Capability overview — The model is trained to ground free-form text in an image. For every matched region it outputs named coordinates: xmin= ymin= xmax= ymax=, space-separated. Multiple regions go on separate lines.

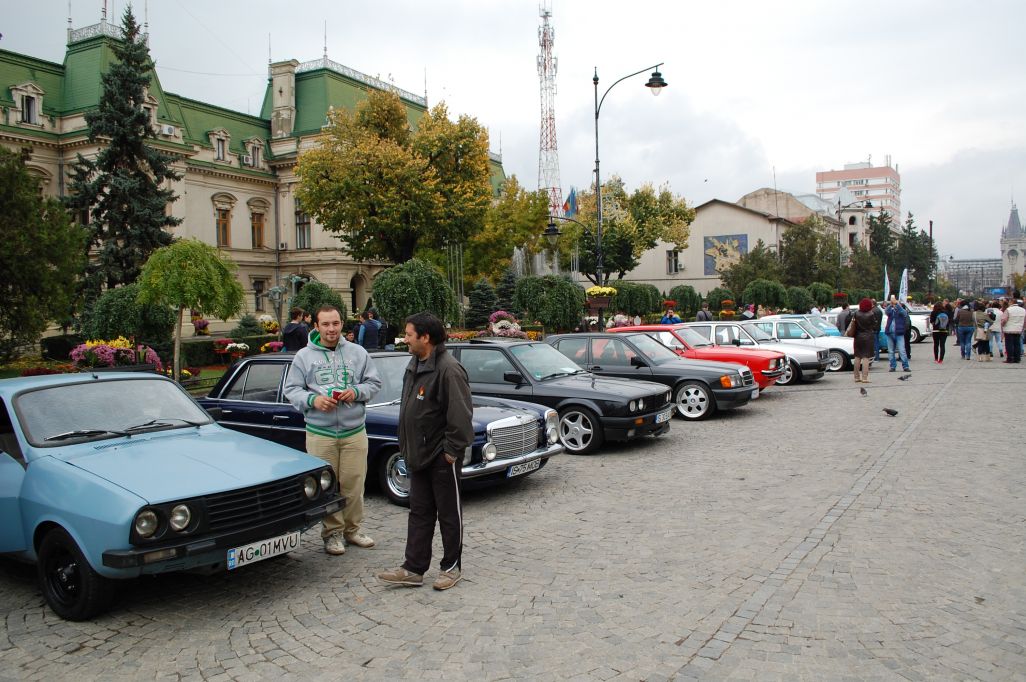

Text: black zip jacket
xmin=399 ymin=345 xmax=473 ymax=473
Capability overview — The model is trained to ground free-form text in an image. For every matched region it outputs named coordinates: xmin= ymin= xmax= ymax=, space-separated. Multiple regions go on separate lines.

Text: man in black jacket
xmin=377 ymin=312 xmax=473 ymax=590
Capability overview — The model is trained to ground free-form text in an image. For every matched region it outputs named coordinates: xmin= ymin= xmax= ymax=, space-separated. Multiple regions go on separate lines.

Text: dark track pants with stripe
xmin=402 ymin=453 xmax=463 ymax=576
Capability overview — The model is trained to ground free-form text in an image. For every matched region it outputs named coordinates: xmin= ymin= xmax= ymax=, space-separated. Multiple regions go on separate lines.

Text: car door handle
xmin=590 ymin=365 xmax=602 ymax=370
xmin=272 ymin=415 xmax=289 ymax=421
xmin=221 ymin=409 xmax=233 ymax=415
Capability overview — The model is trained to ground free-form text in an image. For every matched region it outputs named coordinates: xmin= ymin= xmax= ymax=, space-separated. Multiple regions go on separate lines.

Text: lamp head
xmin=645 ymin=70 xmax=667 ymax=95
xmin=544 ymin=219 xmax=562 ymax=247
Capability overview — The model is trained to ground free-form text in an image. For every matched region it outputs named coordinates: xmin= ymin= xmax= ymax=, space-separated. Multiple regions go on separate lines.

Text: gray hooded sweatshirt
xmin=283 ymin=330 xmax=383 ymax=438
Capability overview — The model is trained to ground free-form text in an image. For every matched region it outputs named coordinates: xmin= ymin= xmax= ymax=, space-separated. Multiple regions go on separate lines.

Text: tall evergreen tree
xmin=867 ymin=211 xmax=896 ymax=265
xmin=495 ymin=266 xmax=518 ymax=313
xmin=66 ymin=7 xmax=181 ymax=297
xmin=465 ymin=278 xmax=498 ymax=329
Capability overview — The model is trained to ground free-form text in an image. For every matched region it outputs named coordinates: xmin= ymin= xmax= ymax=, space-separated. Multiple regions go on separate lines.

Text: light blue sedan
xmin=0 ymin=372 xmax=341 ymax=620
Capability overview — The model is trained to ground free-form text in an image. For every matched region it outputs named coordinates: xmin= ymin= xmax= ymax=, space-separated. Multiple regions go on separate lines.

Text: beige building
xmin=1 ymin=19 xmax=505 ymax=330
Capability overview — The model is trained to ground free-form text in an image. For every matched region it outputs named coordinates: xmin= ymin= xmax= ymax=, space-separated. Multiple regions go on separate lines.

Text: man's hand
xmin=313 ymin=395 xmax=338 ymax=412
xmin=333 ymin=388 xmax=356 ymax=404
xmin=443 ymin=453 xmax=457 ymax=464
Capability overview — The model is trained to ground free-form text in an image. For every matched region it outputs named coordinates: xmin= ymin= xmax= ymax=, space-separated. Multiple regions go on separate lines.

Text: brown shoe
xmin=377 ymin=567 xmax=423 ymax=587
xmin=432 ymin=568 xmax=462 ymax=591
xmin=344 ymin=532 xmax=375 ymax=548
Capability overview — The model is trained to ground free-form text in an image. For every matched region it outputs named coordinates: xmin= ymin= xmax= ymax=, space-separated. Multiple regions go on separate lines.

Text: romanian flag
xmin=562 ymin=187 xmax=577 ymax=218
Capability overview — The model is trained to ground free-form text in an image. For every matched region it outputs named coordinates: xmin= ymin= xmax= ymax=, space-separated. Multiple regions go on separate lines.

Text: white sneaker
xmin=344 ymin=532 xmax=375 ymax=548
xmin=324 ymin=531 xmax=346 ymax=555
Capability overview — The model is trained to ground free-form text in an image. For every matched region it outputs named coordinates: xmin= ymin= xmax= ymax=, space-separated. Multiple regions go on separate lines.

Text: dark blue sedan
xmin=198 ymin=352 xmax=562 ymax=506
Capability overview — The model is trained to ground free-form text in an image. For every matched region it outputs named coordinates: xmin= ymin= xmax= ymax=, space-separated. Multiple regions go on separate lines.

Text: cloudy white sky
xmin=5 ymin=0 xmax=1025 ymax=257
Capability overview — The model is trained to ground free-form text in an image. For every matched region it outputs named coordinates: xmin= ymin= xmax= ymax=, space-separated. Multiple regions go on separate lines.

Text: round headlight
xmin=629 ymin=400 xmax=637 ymax=412
xmin=169 ymin=504 xmax=191 ymax=532
xmin=134 ymin=509 xmax=159 ymax=538
xmin=319 ymin=469 xmax=333 ymax=491
xmin=545 ymin=411 xmax=559 ymax=444
xmin=483 ymin=442 xmax=497 ymax=461
xmin=303 ymin=475 xmax=318 ymax=499
xmin=639 ymin=398 xmax=645 ymax=410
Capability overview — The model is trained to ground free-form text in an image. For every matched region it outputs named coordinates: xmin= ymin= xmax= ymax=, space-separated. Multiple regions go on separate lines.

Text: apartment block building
xmin=815 ymin=157 xmax=902 ymax=222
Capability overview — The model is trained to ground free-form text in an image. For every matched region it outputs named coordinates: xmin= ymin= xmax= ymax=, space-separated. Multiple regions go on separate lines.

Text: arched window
xmin=848 ymin=216 xmax=857 ymax=226
xmin=211 ymin=193 xmax=237 ymax=247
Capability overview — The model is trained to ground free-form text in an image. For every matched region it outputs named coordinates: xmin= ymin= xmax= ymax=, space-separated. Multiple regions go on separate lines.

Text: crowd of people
xmin=282 ymin=306 xmax=396 ymax=352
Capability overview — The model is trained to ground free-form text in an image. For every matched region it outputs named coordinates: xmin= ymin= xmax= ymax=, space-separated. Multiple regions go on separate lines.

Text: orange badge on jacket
xmin=417 ymin=386 xmax=425 ymax=400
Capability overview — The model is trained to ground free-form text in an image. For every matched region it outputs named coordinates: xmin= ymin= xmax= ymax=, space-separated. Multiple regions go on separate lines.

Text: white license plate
xmin=507 ymin=459 xmax=542 ymax=478
xmin=227 ymin=530 xmax=301 ymax=570
xmin=655 ymin=407 xmax=674 ymax=423
xmin=752 ymin=388 xmax=760 ymax=399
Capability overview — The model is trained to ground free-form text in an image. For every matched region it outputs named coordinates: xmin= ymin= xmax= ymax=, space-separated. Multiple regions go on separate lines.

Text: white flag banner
xmin=883 ymin=265 xmax=890 ymax=302
xmin=899 ymin=268 xmax=909 ymax=304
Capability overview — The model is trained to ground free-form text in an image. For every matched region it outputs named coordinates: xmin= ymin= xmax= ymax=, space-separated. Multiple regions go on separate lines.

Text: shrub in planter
xmin=83 ymin=283 xmax=175 ymax=344
xmin=230 ymin=314 xmax=265 ymax=338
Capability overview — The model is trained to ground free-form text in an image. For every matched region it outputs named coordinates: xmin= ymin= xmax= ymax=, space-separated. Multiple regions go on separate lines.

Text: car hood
xmin=61 ymin=426 xmax=323 ymax=504
xmin=542 ymin=373 xmax=668 ymax=398
xmin=690 ymin=346 xmax=781 ymax=361
xmin=756 ymin=341 xmax=820 ymax=359
xmin=368 ymin=400 xmax=541 ymax=431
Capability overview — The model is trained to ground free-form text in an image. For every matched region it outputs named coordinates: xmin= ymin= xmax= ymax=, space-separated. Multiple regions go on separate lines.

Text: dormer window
xmin=216 ymin=138 xmax=226 ymax=161
xmin=21 ymin=95 xmax=37 ymax=124
xmin=251 ymin=144 xmax=261 ymax=166
xmin=208 ymin=128 xmax=232 ymax=163
xmin=11 ymin=82 xmax=45 ymax=127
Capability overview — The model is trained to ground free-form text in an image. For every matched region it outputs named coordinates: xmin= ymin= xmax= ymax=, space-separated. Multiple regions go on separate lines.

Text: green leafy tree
xmin=465 ymin=278 xmax=498 ymax=329
xmin=718 ymin=238 xmax=781 ymax=300
xmin=893 ymin=212 xmax=937 ymax=290
xmin=513 ymin=275 xmax=584 ymax=331
xmin=465 ymin=176 xmax=549 ymax=282
xmin=668 ymin=285 xmax=702 ymax=318
xmin=610 ymin=281 xmax=660 ymax=317
xmin=373 ymin=259 xmax=457 ymax=328
xmin=0 ymin=147 xmax=87 ymax=360
xmin=867 ymin=211 xmax=896 ymax=265
xmin=495 ymin=266 xmax=519 ymax=314
xmin=742 ymin=279 xmax=787 ymax=311
xmin=842 ymin=244 xmax=883 ymax=293
xmin=557 ymin=176 xmax=693 ymax=285
xmin=84 ymin=282 xmax=174 ymax=343
xmin=296 ymin=90 xmax=492 ymax=263
xmin=785 ymin=286 xmax=815 ymax=313
xmin=705 ymin=287 xmax=734 ymax=312
xmin=779 ymin=216 xmax=840 ymax=287
xmin=293 ymin=282 xmax=347 ymax=321
xmin=806 ymin=282 xmax=834 ymax=308
xmin=137 ymin=239 xmax=245 ymax=380
xmin=65 ymin=7 xmax=180 ymax=298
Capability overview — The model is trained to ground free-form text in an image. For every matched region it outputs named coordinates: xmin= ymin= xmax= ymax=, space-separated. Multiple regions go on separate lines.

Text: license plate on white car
xmin=751 ymin=388 xmax=759 ymax=399
xmin=655 ymin=407 xmax=673 ymax=423
xmin=507 ymin=459 xmax=541 ymax=478
xmin=227 ymin=530 xmax=301 ymax=570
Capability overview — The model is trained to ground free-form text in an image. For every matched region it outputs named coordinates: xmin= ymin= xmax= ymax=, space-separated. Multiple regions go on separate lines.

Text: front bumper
xmin=462 ymin=442 xmax=563 ymax=479
xmin=759 ymin=366 xmax=786 ymax=378
xmin=601 ymin=405 xmax=674 ymax=441
xmin=711 ymin=385 xmax=755 ymax=410
xmin=102 ymin=495 xmax=343 ymax=571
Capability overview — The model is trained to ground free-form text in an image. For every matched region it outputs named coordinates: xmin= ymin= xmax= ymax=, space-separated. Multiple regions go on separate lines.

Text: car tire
xmin=557 ymin=406 xmax=604 ymax=455
xmin=776 ymin=359 xmax=800 ymax=386
xmin=674 ymin=381 xmax=716 ymax=420
xmin=377 ymin=449 xmax=411 ymax=507
xmin=909 ymin=327 xmax=921 ymax=344
xmin=37 ymin=526 xmax=115 ymax=621
xmin=826 ymin=349 xmax=847 ymax=372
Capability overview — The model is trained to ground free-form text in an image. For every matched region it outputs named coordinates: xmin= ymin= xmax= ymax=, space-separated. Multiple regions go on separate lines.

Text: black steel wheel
xmin=37 ymin=527 xmax=115 ymax=621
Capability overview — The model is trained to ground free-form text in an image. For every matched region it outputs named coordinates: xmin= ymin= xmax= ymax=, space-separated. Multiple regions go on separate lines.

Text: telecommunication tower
xmin=537 ymin=5 xmax=563 ymax=217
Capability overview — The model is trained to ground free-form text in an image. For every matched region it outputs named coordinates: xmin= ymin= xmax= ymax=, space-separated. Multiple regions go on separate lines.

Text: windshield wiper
xmin=124 ymin=417 xmax=205 ymax=432
xmin=44 ymin=428 xmax=129 ymax=442
xmin=540 ymin=370 xmax=583 ymax=380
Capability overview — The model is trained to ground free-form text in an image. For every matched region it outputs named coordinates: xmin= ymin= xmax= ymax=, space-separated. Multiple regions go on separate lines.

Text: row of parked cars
xmin=0 ymin=315 xmax=851 ymax=620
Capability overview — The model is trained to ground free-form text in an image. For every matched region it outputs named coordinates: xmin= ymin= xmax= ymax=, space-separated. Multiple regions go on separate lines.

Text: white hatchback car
xmin=748 ymin=317 xmax=855 ymax=371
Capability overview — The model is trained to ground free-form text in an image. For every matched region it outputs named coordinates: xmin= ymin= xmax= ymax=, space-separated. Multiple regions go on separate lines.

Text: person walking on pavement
xmin=835 ymin=302 xmax=853 ymax=334
xmin=1003 ymin=299 xmax=1025 ymax=363
xmin=283 ymin=305 xmax=382 ymax=555
xmin=973 ymin=301 xmax=992 ymax=361
xmin=377 ymin=312 xmax=473 ymax=591
xmin=929 ymin=302 xmax=950 ymax=363
xmin=852 ymin=298 xmax=877 ymax=383
xmin=357 ymin=310 xmax=380 ymax=350
xmin=986 ymin=300 xmax=1004 ymax=360
xmin=696 ymin=303 xmax=713 ymax=321
xmin=954 ymin=299 xmax=975 ymax=359
xmin=871 ymin=299 xmax=884 ymax=361
xmin=884 ymin=297 xmax=911 ymax=372
xmin=282 ymin=307 xmax=308 ymax=352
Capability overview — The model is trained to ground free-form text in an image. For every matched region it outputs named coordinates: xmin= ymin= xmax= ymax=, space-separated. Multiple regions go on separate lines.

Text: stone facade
xmin=999 ymin=204 xmax=1025 ymax=288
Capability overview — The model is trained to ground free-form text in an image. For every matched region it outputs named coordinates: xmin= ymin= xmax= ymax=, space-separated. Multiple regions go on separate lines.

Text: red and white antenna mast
xmin=537 ymin=5 xmax=563 ymax=217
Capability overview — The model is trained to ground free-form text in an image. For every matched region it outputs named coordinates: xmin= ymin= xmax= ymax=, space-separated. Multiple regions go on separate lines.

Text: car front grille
xmin=204 ymin=476 xmax=305 ymax=533
xmin=738 ymin=366 xmax=755 ymax=387
xmin=489 ymin=418 xmax=542 ymax=460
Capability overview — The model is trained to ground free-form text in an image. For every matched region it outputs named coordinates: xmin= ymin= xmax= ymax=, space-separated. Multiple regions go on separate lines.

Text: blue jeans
xmin=955 ymin=326 xmax=974 ymax=358
xmin=886 ymin=333 xmax=909 ymax=369
xmin=874 ymin=331 xmax=885 ymax=360
xmin=989 ymin=330 xmax=1003 ymax=357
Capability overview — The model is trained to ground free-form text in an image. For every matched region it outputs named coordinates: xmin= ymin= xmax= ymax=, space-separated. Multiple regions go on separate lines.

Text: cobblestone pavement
xmin=1 ymin=355 xmax=1024 ymax=681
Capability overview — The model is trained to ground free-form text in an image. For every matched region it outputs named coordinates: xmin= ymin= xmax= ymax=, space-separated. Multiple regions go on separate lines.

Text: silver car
xmin=682 ymin=321 xmax=829 ymax=385
xmin=747 ymin=318 xmax=855 ymax=371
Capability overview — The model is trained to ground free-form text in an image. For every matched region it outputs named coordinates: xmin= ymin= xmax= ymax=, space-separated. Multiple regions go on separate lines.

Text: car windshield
xmin=675 ymin=327 xmax=712 ymax=347
xmin=804 ymin=317 xmax=835 ymax=334
xmin=795 ymin=319 xmax=826 ymax=337
xmin=625 ymin=334 xmax=684 ymax=364
xmin=739 ymin=324 xmax=774 ymax=341
xmin=368 ymin=355 xmax=407 ymax=404
xmin=509 ymin=343 xmax=584 ymax=380
xmin=16 ymin=377 xmax=211 ymax=446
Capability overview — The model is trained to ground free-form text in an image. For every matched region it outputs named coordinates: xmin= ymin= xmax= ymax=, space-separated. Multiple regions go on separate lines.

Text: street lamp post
xmin=593 ymin=63 xmax=667 ymax=295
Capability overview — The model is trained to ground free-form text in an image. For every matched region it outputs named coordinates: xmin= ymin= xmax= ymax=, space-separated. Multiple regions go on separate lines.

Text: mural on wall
xmin=704 ymin=234 xmax=748 ymax=276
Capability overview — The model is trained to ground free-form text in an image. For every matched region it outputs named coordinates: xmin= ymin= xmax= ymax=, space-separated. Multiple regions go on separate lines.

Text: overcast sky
xmin=6 ymin=0 xmax=1025 ymax=258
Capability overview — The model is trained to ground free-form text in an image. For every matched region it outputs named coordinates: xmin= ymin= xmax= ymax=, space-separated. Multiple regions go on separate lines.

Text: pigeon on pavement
xmin=898 ymin=374 xmax=911 ymax=381
xmin=860 ymin=387 xmax=868 ymax=396
xmin=883 ymin=408 xmax=898 ymax=416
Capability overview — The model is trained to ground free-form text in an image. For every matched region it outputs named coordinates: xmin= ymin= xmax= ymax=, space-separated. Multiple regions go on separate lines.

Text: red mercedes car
xmin=608 ymin=324 xmax=786 ymax=391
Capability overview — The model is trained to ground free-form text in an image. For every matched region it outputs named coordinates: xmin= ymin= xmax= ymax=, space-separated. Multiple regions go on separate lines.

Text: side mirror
xmin=503 ymin=371 xmax=525 ymax=384
xmin=801 ymin=333 xmax=810 ymax=339
xmin=732 ymin=338 xmax=741 ymax=346
xmin=630 ymin=356 xmax=648 ymax=368
xmin=204 ymin=406 xmax=223 ymax=420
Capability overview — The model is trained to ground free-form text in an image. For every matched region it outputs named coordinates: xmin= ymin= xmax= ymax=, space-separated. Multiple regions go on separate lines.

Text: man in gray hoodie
xmin=284 ymin=305 xmax=382 ymax=555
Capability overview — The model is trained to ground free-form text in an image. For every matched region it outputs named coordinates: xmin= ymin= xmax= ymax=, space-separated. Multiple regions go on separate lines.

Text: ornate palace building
xmin=0 ymin=18 xmax=506 ymax=324
xmin=999 ymin=204 xmax=1025 ymax=289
